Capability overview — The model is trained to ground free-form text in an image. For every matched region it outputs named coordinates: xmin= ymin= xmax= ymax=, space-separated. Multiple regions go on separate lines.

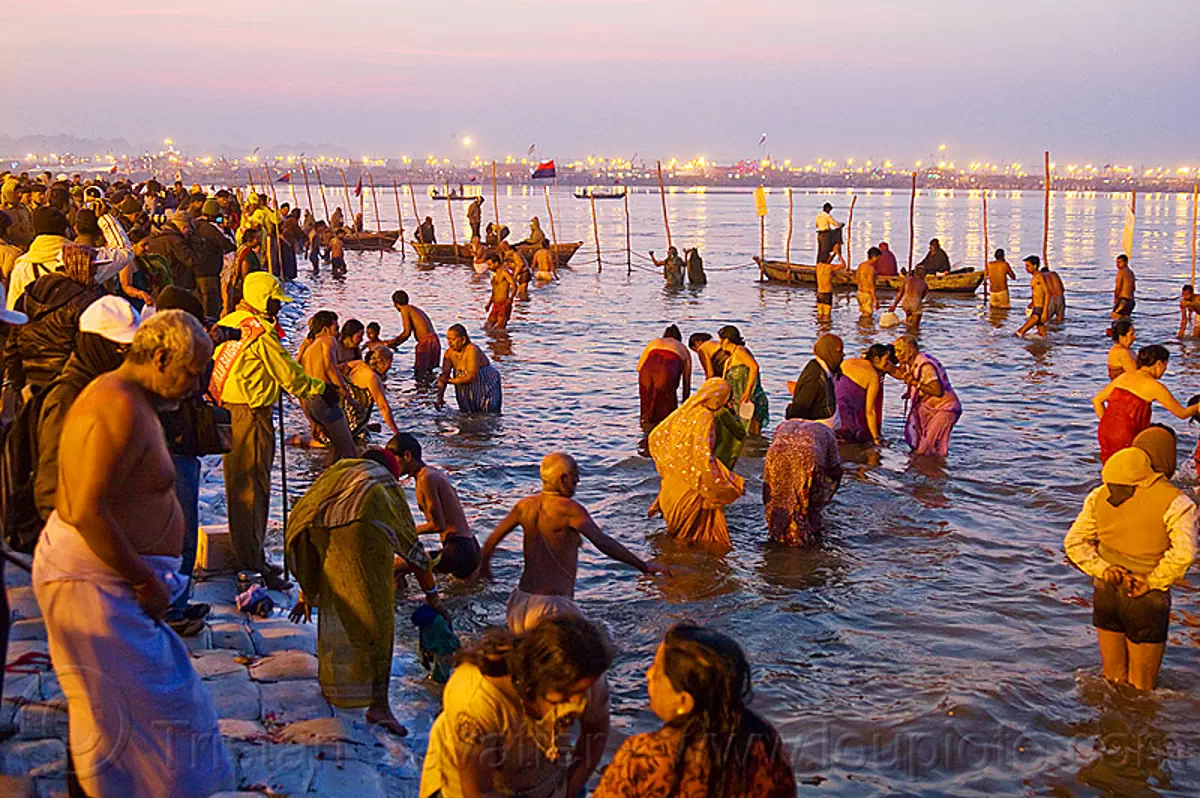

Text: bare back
xmin=986 ymin=260 xmax=1012 ymax=292
xmin=58 ymin=373 xmax=183 ymax=556
xmin=513 ymin=493 xmax=586 ymax=597
xmin=403 ymin=305 xmax=435 ymax=340
xmin=856 ymin=259 xmax=876 ymax=293
xmin=416 ymin=466 xmax=473 ymax=542
xmin=1116 ymin=267 xmax=1136 ymax=299
xmin=299 ymin=335 xmax=340 ymax=385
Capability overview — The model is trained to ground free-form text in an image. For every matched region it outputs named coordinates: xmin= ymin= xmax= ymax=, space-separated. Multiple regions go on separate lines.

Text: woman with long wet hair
xmin=595 ymin=624 xmax=795 ymax=798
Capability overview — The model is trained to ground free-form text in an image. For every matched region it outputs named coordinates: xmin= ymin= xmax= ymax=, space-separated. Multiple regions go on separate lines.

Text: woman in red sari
xmin=1093 ymin=344 xmax=1198 ymax=463
xmin=594 ymin=624 xmax=795 ymax=798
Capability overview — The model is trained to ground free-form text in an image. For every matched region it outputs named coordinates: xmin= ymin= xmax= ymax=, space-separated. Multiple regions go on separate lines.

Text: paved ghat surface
xmin=0 ymin=561 xmax=434 ymax=797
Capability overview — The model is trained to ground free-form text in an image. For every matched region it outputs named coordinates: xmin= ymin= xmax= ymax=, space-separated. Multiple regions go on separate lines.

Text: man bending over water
xmin=387 ymin=290 xmax=440 ymax=374
xmin=388 ymin=433 xmax=481 ymax=580
xmin=476 ymin=452 xmax=669 ymax=633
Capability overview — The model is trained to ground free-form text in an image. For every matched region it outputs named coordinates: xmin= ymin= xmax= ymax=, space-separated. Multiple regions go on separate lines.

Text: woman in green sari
xmin=286 ymin=450 xmax=444 ymax=736
xmin=718 ymin=325 xmax=769 ymax=436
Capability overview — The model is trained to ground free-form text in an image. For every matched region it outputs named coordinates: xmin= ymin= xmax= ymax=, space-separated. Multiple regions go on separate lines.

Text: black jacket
xmin=785 ymin=359 xmax=837 ymax=421
xmin=145 ymin=226 xmax=201 ymax=289
xmin=191 ymin=219 xmax=236 ymax=278
xmin=34 ymin=354 xmax=99 ymax=519
xmin=4 ymin=274 xmax=100 ymax=389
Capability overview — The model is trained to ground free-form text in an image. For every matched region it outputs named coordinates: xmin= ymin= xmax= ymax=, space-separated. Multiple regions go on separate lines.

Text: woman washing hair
xmin=594 ymin=624 xmax=795 ymax=798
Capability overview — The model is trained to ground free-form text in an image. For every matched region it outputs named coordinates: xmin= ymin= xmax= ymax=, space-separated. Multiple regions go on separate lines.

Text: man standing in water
xmin=889 ymin=267 xmax=928 ymax=327
xmin=485 ymin=255 xmax=517 ymax=329
xmin=650 ymin=246 xmax=685 ymax=286
xmin=297 ymin=311 xmax=359 ymax=459
xmin=1015 ymin=255 xmax=1049 ymax=338
xmin=815 ymin=256 xmax=845 ymax=320
xmin=1043 ymin=263 xmax=1066 ymax=323
xmin=532 ymin=239 xmax=558 ymax=282
xmin=386 ymin=290 xmax=441 ymax=374
xmin=1113 ymin=254 xmax=1136 ymax=319
xmin=985 ymin=249 xmax=1016 ymax=309
xmin=476 ymin=452 xmax=669 ymax=633
xmin=34 ymin=311 xmax=233 ymax=797
xmin=388 ymin=433 xmax=481 ymax=579
xmin=855 ymin=246 xmax=880 ymax=317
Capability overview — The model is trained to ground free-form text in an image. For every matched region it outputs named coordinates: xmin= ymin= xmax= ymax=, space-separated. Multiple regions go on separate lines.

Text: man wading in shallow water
xmin=476 ymin=452 xmax=670 ymax=634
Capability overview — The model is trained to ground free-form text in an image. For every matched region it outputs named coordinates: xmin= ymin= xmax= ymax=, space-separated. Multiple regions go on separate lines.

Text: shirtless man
xmin=387 ymin=290 xmax=441 ymax=374
xmin=388 ymin=432 xmax=480 ymax=579
xmin=855 ymin=247 xmax=880 ymax=317
xmin=329 ymin=229 xmax=346 ymax=278
xmin=889 ymin=267 xmax=928 ymax=327
xmin=986 ymin=248 xmax=1016 ymax=309
xmin=1043 ymin=264 xmax=1066 ymax=323
xmin=1179 ymin=285 xmax=1200 ymax=337
xmin=532 ymin=238 xmax=558 ymax=282
xmin=485 ymin=255 xmax=517 ymax=330
xmin=501 ymin=242 xmax=531 ymax=299
xmin=40 ymin=310 xmax=233 ymax=797
xmin=815 ymin=257 xmax=845 ymax=319
xmin=475 ymin=452 xmax=668 ymax=633
xmin=297 ymin=310 xmax=358 ymax=458
xmin=1113 ymin=254 xmax=1136 ymax=319
xmin=1015 ymin=255 xmax=1049 ymax=338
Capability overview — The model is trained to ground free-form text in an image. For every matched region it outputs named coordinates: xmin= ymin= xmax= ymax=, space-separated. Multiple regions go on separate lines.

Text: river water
xmin=262 ymin=185 xmax=1200 ymax=795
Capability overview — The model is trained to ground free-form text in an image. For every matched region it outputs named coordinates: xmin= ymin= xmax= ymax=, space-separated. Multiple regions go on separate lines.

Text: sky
xmin=4 ymin=0 xmax=1198 ymax=164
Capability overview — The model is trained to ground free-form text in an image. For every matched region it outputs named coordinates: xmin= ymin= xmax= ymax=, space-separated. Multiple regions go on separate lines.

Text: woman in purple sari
xmin=894 ymin=335 xmax=961 ymax=456
xmin=836 ymin=344 xmax=897 ymax=445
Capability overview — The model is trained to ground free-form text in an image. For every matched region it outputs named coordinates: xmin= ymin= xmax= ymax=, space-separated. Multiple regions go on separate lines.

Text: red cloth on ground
xmin=1098 ymin=387 xmax=1152 ymax=463
xmin=639 ymin=349 xmax=684 ymax=428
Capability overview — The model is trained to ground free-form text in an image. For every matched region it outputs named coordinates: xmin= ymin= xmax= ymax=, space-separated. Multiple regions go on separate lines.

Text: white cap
xmin=79 ymin=296 xmax=141 ymax=344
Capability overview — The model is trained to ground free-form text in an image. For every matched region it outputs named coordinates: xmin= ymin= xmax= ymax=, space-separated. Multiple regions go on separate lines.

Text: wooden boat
xmin=413 ymin=241 xmax=583 ymax=267
xmin=753 ymin=258 xmax=984 ymax=294
xmin=428 ymin=187 xmax=482 ymax=201
xmin=573 ymin=186 xmax=627 ymax=200
xmin=342 ymin=230 xmax=400 ymax=251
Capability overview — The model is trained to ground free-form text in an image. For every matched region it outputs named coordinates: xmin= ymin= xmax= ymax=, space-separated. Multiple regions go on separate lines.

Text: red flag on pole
xmin=354 ymin=174 xmax=363 ymax=196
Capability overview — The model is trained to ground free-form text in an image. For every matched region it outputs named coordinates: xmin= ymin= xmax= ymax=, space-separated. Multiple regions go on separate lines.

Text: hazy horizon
xmin=6 ymin=0 xmax=1198 ymax=165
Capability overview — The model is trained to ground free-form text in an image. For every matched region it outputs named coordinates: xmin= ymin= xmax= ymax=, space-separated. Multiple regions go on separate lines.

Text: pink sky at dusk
xmin=4 ymin=0 xmax=1197 ymax=163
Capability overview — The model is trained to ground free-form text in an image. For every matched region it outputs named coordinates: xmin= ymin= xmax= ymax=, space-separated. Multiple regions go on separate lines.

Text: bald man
xmin=476 ymin=452 xmax=669 ymax=633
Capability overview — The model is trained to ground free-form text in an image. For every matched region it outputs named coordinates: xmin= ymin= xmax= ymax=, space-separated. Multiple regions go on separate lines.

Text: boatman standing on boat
xmin=467 ymin=197 xmax=484 ymax=241
xmin=815 ymin=203 xmax=842 ymax=265
xmin=416 ymin=216 xmax=436 ymax=245
xmin=1113 ymin=254 xmax=1136 ymax=319
xmin=986 ymin=249 xmax=1016 ymax=309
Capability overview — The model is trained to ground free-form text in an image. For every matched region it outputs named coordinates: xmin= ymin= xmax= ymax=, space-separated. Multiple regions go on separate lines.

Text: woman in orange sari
xmin=648 ymin=378 xmax=745 ymax=548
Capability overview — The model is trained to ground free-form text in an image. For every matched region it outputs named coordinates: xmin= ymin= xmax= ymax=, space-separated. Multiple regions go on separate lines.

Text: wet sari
xmin=724 ymin=363 xmax=770 ymax=430
xmin=649 ymin=379 xmax=746 ymax=548
xmin=763 ymin=421 xmax=842 ymax=545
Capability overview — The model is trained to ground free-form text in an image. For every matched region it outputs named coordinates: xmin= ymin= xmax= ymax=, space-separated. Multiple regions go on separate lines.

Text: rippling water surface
xmin=263 ymin=186 xmax=1200 ymax=795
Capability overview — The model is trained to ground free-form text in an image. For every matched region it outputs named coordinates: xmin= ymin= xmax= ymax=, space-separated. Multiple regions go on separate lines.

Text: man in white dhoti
xmin=32 ymin=310 xmax=233 ymax=797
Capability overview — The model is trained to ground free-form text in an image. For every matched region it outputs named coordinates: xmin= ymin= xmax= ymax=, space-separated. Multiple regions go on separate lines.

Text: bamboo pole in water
xmin=543 ymin=187 xmax=557 ymax=249
xmin=1192 ymin=183 xmax=1198 ymax=287
xmin=656 ymin=161 xmax=673 ymax=250
xmin=445 ymin=182 xmax=457 ymax=253
xmin=300 ymin=160 xmax=315 ymax=216
xmin=492 ymin=161 xmax=499 ymax=231
xmin=590 ymin=189 xmax=602 ymax=274
xmin=392 ymin=179 xmax=407 ymax=260
xmin=982 ymin=190 xmax=990 ymax=302
xmin=908 ymin=171 xmax=917 ymax=272
xmin=785 ymin=189 xmax=793 ymax=265
xmin=338 ymin=168 xmax=353 ymax=227
xmin=408 ymin=183 xmax=419 ymax=227
xmin=314 ymin=166 xmax=330 ymax=222
xmin=760 ymin=216 xmax=765 ymax=271
xmin=624 ymin=189 xmax=632 ymax=275
xmin=1043 ymin=151 xmax=1051 ymax=267
xmin=846 ymin=194 xmax=857 ymax=266
xmin=367 ymin=171 xmax=383 ymax=255
xmin=264 ymin=166 xmax=282 ymax=279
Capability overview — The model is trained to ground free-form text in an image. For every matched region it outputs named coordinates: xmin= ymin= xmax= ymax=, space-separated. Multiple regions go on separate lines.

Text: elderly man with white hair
xmin=32 ymin=309 xmax=233 ymax=797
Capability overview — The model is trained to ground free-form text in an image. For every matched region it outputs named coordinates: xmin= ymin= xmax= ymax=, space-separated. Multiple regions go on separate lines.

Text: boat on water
xmin=343 ymin=230 xmax=401 ymax=251
xmin=573 ymin=186 xmax=627 ymax=200
xmin=414 ymin=241 xmax=582 ymax=267
xmin=429 ymin=186 xmax=482 ymax=201
xmin=753 ymin=258 xmax=984 ymax=294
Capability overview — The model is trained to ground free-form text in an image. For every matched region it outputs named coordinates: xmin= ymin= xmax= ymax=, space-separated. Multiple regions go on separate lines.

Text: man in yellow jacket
xmin=213 ymin=272 xmax=331 ymax=590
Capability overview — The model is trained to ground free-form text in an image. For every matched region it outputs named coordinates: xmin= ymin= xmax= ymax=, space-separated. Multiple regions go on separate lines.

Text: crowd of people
xmin=0 ymin=173 xmax=1195 ymax=797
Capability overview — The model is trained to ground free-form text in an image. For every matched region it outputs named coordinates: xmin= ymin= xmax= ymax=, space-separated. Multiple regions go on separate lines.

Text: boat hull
xmin=754 ymin=259 xmax=984 ymax=294
xmin=413 ymin=241 xmax=582 ymax=267
xmin=343 ymin=231 xmax=400 ymax=251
